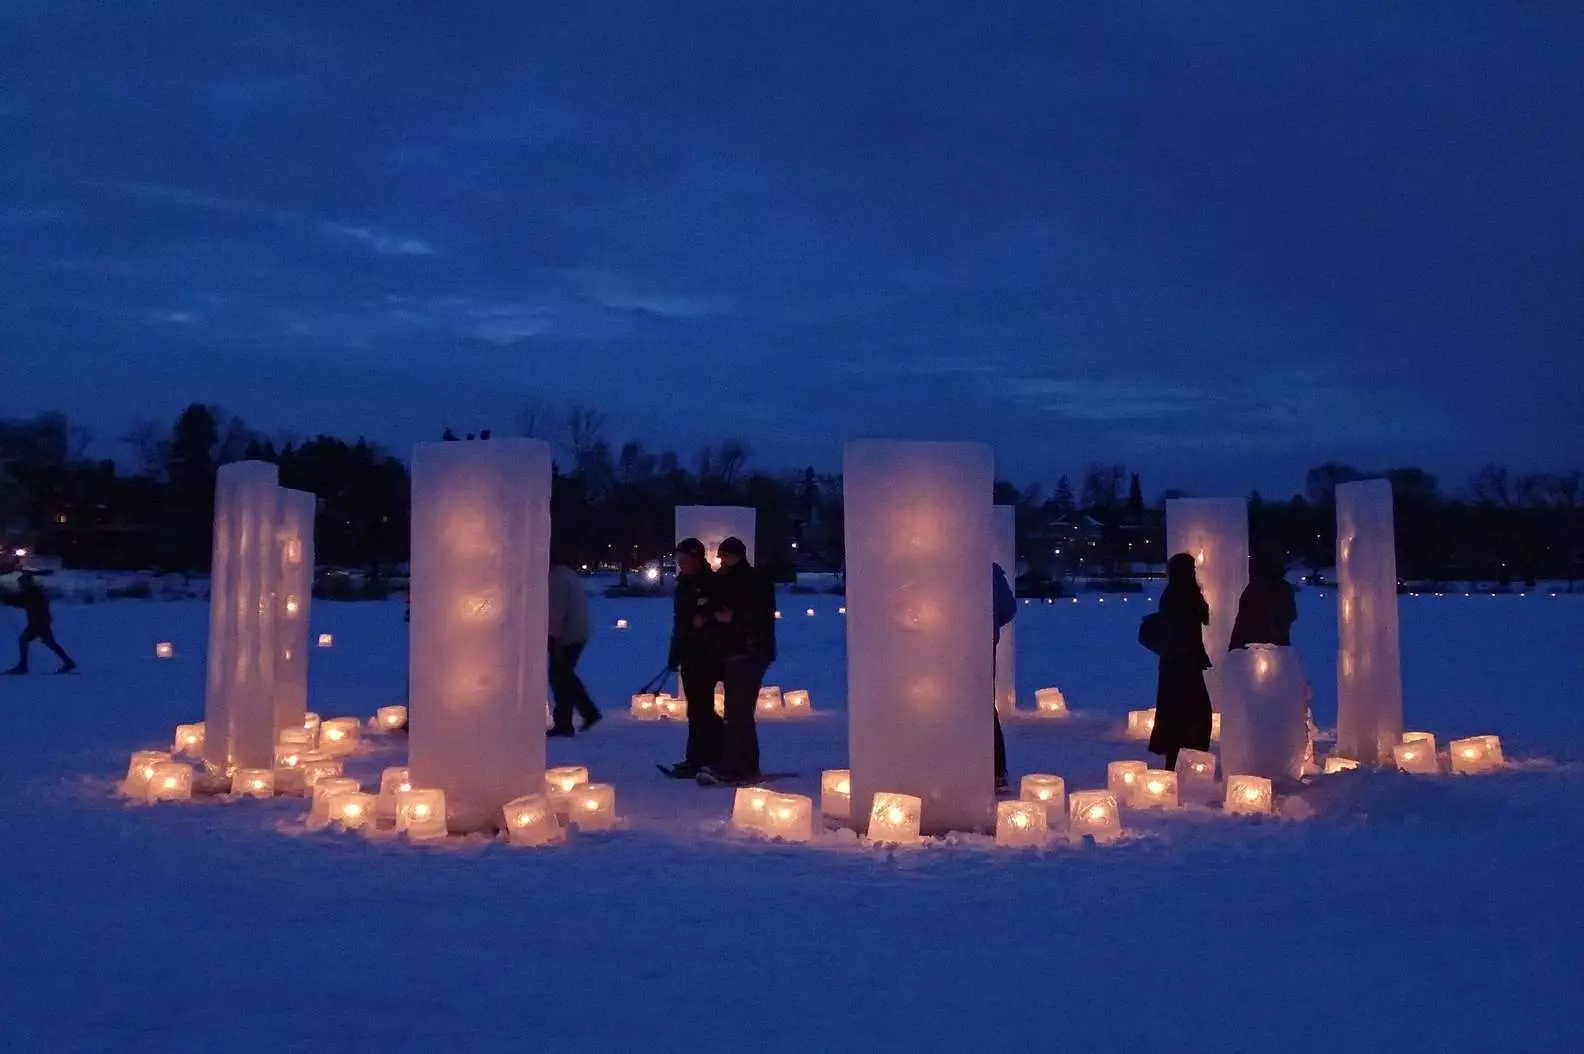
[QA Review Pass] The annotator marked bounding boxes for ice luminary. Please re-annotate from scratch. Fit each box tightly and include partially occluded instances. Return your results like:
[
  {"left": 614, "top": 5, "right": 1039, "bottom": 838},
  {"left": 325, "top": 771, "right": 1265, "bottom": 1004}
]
[
  {"left": 173, "top": 722, "right": 205, "bottom": 756},
  {"left": 300, "top": 757, "right": 345, "bottom": 794},
  {"left": 731, "top": 786, "right": 775, "bottom": 832},
  {"left": 630, "top": 693, "right": 660, "bottom": 720},
  {"left": 156, "top": 642, "right": 175, "bottom": 660},
  {"left": 757, "top": 686, "right": 784, "bottom": 717},
  {"left": 820, "top": 769, "right": 852, "bottom": 820},
  {"left": 409, "top": 438, "right": 551, "bottom": 834},
  {"left": 124, "top": 751, "right": 172, "bottom": 797},
  {"left": 992, "top": 504, "right": 1018, "bottom": 716},
  {"left": 1126, "top": 710, "right": 1156, "bottom": 741},
  {"left": 318, "top": 717, "right": 361, "bottom": 757},
  {"left": 378, "top": 767, "right": 412, "bottom": 819},
  {"left": 232, "top": 767, "right": 275, "bottom": 798},
  {"left": 1175, "top": 748, "right": 1218, "bottom": 803},
  {"left": 146, "top": 761, "right": 194, "bottom": 803},
  {"left": 1211, "top": 712, "right": 1222, "bottom": 744},
  {"left": 995, "top": 800, "right": 1048, "bottom": 848},
  {"left": 1335, "top": 480, "right": 1404, "bottom": 765},
  {"left": 567, "top": 783, "right": 617, "bottom": 831},
  {"left": 1323, "top": 755, "right": 1360, "bottom": 775},
  {"left": 763, "top": 793, "right": 815, "bottom": 842},
  {"left": 659, "top": 695, "right": 687, "bottom": 721},
  {"left": 1034, "top": 688, "right": 1068, "bottom": 718},
  {"left": 1392, "top": 740, "right": 1438, "bottom": 775},
  {"left": 309, "top": 777, "right": 361, "bottom": 827},
  {"left": 326, "top": 791, "right": 375, "bottom": 830},
  {"left": 674, "top": 505, "right": 756, "bottom": 571},
  {"left": 1068, "top": 791, "right": 1122, "bottom": 842},
  {"left": 396, "top": 788, "right": 448, "bottom": 841},
  {"left": 1225, "top": 775, "right": 1274, "bottom": 816},
  {"left": 1134, "top": 770, "right": 1180, "bottom": 810},
  {"left": 317, "top": 633, "right": 333, "bottom": 648},
  {"left": 1107, "top": 760, "right": 1148, "bottom": 802},
  {"left": 783, "top": 689, "right": 812, "bottom": 716},
  {"left": 1402, "top": 731, "right": 1436, "bottom": 752},
  {"left": 273, "top": 487, "right": 315, "bottom": 739},
  {"left": 1019, "top": 775, "right": 1066, "bottom": 822},
  {"left": 1449, "top": 735, "right": 1504, "bottom": 775},
  {"left": 866, "top": 792, "right": 924, "bottom": 844},
  {"left": 376, "top": 705, "right": 408, "bottom": 732},
  {"left": 278, "top": 727, "right": 315, "bottom": 751},
  {"left": 845, "top": 440, "right": 995, "bottom": 836},
  {"left": 503, "top": 793, "right": 564, "bottom": 846},
  {"left": 615, "top": 619, "right": 629, "bottom": 630},
  {"left": 545, "top": 766, "right": 590, "bottom": 812}
]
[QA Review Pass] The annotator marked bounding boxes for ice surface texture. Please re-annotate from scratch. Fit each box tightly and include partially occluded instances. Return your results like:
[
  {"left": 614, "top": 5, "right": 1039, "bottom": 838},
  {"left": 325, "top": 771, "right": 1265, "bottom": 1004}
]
[
  {"left": 273, "top": 487, "right": 315, "bottom": 739},
  {"left": 1336, "top": 480, "right": 1403, "bottom": 764},
  {"left": 1166, "top": 497, "right": 1249, "bottom": 714}
]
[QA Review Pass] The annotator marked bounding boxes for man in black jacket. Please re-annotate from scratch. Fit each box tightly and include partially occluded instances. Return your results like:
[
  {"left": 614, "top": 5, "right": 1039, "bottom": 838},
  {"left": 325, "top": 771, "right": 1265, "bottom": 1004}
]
[
  {"left": 699, "top": 535, "right": 775, "bottom": 784},
  {"left": 663, "top": 538, "right": 723, "bottom": 778},
  {"left": 4, "top": 569, "right": 77, "bottom": 674}
]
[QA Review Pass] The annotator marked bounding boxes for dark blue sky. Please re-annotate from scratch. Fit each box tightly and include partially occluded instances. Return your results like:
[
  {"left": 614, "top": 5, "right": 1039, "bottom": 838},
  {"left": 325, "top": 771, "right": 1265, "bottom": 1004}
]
[{"left": 3, "top": 2, "right": 1580, "bottom": 495}]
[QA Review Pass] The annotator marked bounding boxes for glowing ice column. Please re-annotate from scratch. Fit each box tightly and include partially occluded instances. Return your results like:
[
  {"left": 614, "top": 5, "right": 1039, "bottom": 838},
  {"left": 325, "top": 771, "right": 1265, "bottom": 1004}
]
[
  {"left": 1165, "top": 498, "right": 1249, "bottom": 704},
  {"left": 674, "top": 506, "right": 756, "bottom": 570},
  {"left": 1217, "top": 644, "right": 1309, "bottom": 780},
  {"left": 273, "top": 488, "right": 315, "bottom": 738},
  {"left": 992, "top": 504, "right": 1018, "bottom": 716},
  {"left": 203, "top": 461, "right": 281, "bottom": 773},
  {"left": 846, "top": 440, "right": 995, "bottom": 835},
  {"left": 1335, "top": 479, "right": 1403, "bottom": 764},
  {"left": 409, "top": 439, "right": 552, "bottom": 833}
]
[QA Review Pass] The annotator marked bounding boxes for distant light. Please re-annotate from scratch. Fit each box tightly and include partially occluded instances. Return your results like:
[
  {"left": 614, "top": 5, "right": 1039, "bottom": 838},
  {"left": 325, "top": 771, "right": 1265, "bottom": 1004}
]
[
  {"left": 12, "top": 548, "right": 25, "bottom": 558},
  {"left": 644, "top": 566, "right": 660, "bottom": 582},
  {"left": 790, "top": 542, "right": 798, "bottom": 550}
]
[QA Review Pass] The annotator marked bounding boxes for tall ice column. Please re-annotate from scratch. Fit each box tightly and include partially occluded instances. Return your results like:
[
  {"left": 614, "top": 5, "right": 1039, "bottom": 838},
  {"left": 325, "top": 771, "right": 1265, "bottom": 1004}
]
[
  {"left": 409, "top": 438, "right": 552, "bottom": 832},
  {"left": 203, "top": 461, "right": 281, "bottom": 773},
  {"left": 674, "top": 505, "right": 756, "bottom": 570},
  {"left": 1335, "top": 479, "right": 1403, "bottom": 764},
  {"left": 273, "top": 488, "right": 315, "bottom": 737},
  {"left": 846, "top": 440, "right": 995, "bottom": 835},
  {"left": 992, "top": 504, "right": 1018, "bottom": 716}
]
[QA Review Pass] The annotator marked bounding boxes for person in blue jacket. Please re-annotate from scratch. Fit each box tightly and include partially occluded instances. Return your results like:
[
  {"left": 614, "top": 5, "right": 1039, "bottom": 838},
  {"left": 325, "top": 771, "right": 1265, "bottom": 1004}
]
[{"left": 992, "top": 562, "right": 1017, "bottom": 794}]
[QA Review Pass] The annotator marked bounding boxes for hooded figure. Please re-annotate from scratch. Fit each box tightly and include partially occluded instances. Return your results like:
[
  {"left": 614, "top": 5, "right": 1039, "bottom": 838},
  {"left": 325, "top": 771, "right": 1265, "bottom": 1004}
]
[
  {"left": 1147, "top": 553, "right": 1212, "bottom": 769},
  {"left": 1228, "top": 547, "right": 1297, "bottom": 651}
]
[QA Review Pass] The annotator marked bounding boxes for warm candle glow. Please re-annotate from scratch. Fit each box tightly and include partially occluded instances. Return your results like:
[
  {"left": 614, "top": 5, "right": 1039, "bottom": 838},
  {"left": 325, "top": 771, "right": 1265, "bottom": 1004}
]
[
  {"left": 155, "top": 642, "right": 174, "bottom": 659},
  {"left": 866, "top": 792, "right": 923, "bottom": 844},
  {"left": 615, "top": 618, "right": 629, "bottom": 630},
  {"left": 284, "top": 596, "right": 300, "bottom": 616},
  {"left": 316, "top": 633, "right": 333, "bottom": 648}
]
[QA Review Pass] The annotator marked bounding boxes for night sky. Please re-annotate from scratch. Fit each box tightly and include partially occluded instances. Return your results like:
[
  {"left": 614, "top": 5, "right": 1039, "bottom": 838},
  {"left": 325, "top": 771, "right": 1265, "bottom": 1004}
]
[{"left": 3, "top": 3, "right": 1580, "bottom": 495}]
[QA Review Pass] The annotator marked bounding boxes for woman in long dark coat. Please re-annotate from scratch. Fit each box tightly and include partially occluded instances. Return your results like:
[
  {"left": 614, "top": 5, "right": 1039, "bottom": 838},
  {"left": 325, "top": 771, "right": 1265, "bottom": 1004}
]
[{"left": 1149, "top": 552, "right": 1213, "bottom": 770}]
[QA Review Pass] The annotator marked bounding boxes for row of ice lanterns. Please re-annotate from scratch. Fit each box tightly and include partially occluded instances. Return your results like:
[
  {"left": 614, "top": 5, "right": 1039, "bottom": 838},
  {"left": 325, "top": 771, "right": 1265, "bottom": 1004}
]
[
  {"left": 632, "top": 686, "right": 813, "bottom": 721},
  {"left": 155, "top": 633, "right": 334, "bottom": 660},
  {"left": 1383, "top": 731, "right": 1504, "bottom": 775},
  {"left": 614, "top": 608, "right": 844, "bottom": 631}
]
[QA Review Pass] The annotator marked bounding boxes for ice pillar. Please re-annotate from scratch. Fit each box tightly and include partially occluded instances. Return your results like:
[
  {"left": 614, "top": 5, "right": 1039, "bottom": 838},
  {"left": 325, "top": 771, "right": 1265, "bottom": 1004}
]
[
  {"left": 992, "top": 504, "right": 1018, "bottom": 716},
  {"left": 203, "top": 461, "right": 280, "bottom": 774},
  {"left": 1335, "top": 479, "right": 1402, "bottom": 764},
  {"left": 845, "top": 440, "right": 995, "bottom": 835},
  {"left": 1165, "top": 497, "right": 1249, "bottom": 678},
  {"left": 409, "top": 439, "right": 552, "bottom": 832},
  {"left": 1217, "top": 644, "right": 1309, "bottom": 780},
  {"left": 273, "top": 488, "right": 315, "bottom": 738},
  {"left": 674, "top": 505, "right": 756, "bottom": 569}
]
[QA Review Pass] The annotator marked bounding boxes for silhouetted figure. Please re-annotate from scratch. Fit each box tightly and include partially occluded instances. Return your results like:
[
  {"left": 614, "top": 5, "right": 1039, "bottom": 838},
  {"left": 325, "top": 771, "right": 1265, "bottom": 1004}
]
[
  {"left": 699, "top": 536, "right": 775, "bottom": 785},
  {"left": 992, "top": 562, "right": 1017, "bottom": 793},
  {"left": 546, "top": 547, "right": 601, "bottom": 736},
  {"left": 1228, "top": 547, "right": 1297, "bottom": 650},
  {"left": 4, "top": 570, "right": 77, "bottom": 675},
  {"left": 662, "top": 538, "right": 723, "bottom": 778},
  {"left": 479, "top": 429, "right": 491, "bottom": 440},
  {"left": 1148, "top": 553, "right": 1212, "bottom": 770}
]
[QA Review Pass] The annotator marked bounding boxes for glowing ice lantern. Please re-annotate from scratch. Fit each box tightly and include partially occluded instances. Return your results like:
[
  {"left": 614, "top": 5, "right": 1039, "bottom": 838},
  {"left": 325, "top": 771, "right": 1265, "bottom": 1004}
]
[
  {"left": 630, "top": 693, "right": 660, "bottom": 721},
  {"left": 995, "top": 800, "right": 1048, "bottom": 848},
  {"left": 784, "top": 689, "right": 812, "bottom": 717},
  {"left": 757, "top": 686, "right": 784, "bottom": 717},
  {"left": 278, "top": 726, "right": 315, "bottom": 751},
  {"left": 147, "top": 761, "right": 194, "bottom": 803},
  {"left": 658, "top": 695, "right": 686, "bottom": 721},
  {"left": 232, "top": 767, "right": 275, "bottom": 798},
  {"left": 545, "top": 766, "right": 590, "bottom": 812},
  {"left": 1068, "top": 791, "right": 1122, "bottom": 842},
  {"left": 319, "top": 717, "right": 360, "bottom": 756},
  {"left": 1175, "top": 748, "right": 1218, "bottom": 806},
  {"left": 731, "top": 786, "right": 775, "bottom": 832},
  {"left": 273, "top": 745, "right": 312, "bottom": 793},
  {"left": 300, "top": 757, "right": 345, "bottom": 794},
  {"left": 1392, "top": 741, "right": 1438, "bottom": 775},
  {"left": 1019, "top": 775, "right": 1066, "bottom": 822},
  {"left": 503, "top": 793, "right": 564, "bottom": 846},
  {"left": 317, "top": 633, "right": 333, "bottom": 648},
  {"left": 396, "top": 788, "right": 448, "bottom": 840},
  {"left": 1323, "top": 755, "right": 1361, "bottom": 775},
  {"left": 567, "top": 783, "right": 617, "bottom": 831},
  {"left": 1034, "top": 688, "right": 1068, "bottom": 718},
  {"left": 1449, "top": 735, "right": 1503, "bottom": 775},
  {"left": 124, "top": 750, "right": 172, "bottom": 797},
  {"left": 1401, "top": 731, "right": 1436, "bottom": 753},
  {"left": 1211, "top": 712, "right": 1222, "bottom": 743},
  {"left": 1125, "top": 710, "right": 1156, "bottom": 741},
  {"left": 820, "top": 769, "right": 851, "bottom": 820},
  {"left": 376, "top": 705, "right": 408, "bottom": 732},
  {"left": 309, "top": 777, "right": 361, "bottom": 828},
  {"left": 764, "top": 793, "right": 815, "bottom": 842},
  {"left": 377, "top": 767, "right": 412, "bottom": 819},
  {"left": 713, "top": 689, "right": 726, "bottom": 718},
  {"left": 155, "top": 642, "right": 175, "bottom": 660},
  {"left": 1107, "top": 760, "right": 1148, "bottom": 803},
  {"left": 173, "top": 722, "right": 205, "bottom": 756},
  {"left": 1225, "top": 775, "right": 1274, "bottom": 816},
  {"left": 327, "top": 791, "right": 375, "bottom": 830},
  {"left": 615, "top": 619, "right": 629, "bottom": 630},
  {"left": 1135, "top": 770, "right": 1180, "bottom": 810},
  {"left": 866, "top": 792, "right": 923, "bottom": 845}
]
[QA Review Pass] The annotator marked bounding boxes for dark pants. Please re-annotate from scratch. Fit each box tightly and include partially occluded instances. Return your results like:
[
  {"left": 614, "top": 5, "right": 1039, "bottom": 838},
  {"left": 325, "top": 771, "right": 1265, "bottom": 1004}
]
[
  {"left": 17, "top": 620, "right": 74, "bottom": 672},
  {"left": 548, "top": 641, "right": 600, "bottom": 730},
  {"left": 717, "top": 656, "right": 768, "bottom": 780},
  {"left": 679, "top": 663, "right": 724, "bottom": 769},
  {"left": 992, "top": 653, "right": 1007, "bottom": 782}
]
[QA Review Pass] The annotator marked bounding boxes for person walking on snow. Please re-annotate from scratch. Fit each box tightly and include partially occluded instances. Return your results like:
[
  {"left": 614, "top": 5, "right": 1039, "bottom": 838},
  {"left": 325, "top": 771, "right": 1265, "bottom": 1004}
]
[
  {"left": 546, "top": 547, "right": 601, "bottom": 736},
  {"left": 661, "top": 537, "right": 724, "bottom": 778},
  {"left": 3, "top": 566, "right": 77, "bottom": 675},
  {"left": 698, "top": 536, "right": 775, "bottom": 785},
  {"left": 992, "top": 562, "right": 1017, "bottom": 795}
]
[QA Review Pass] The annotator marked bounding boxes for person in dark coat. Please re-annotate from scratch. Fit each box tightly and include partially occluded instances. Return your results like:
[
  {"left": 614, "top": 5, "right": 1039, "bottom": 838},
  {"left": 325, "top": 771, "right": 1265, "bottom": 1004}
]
[
  {"left": 663, "top": 538, "right": 724, "bottom": 777},
  {"left": 1228, "top": 546, "right": 1297, "bottom": 650},
  {"left": 1148, "top": 552, "right": 1212, "bottom": 770},
  {"left": 4, "top": 570, "right": 77, "bottom": 674},
  {"left": 992, "top": 562, "right": 1017, "bottom": 794},
  {"left": 699, "top": 536, "right": 775, "bottom": 784}
]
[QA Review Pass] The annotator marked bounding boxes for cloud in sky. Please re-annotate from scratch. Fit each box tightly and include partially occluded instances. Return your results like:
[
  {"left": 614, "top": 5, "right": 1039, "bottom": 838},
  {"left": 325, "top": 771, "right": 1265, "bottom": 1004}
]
[{"left": 1, "top": 1, "right": 1580, "bottom": 494}]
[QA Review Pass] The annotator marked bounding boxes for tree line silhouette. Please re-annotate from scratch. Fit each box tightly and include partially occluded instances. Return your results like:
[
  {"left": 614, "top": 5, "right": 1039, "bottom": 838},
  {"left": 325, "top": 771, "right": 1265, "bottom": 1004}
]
[{"left": 1, "top": 405, "right": 1579, "bottom": 590}]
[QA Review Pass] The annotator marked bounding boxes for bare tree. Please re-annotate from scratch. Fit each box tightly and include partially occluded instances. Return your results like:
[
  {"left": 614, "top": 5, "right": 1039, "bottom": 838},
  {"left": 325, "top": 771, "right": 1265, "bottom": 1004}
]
[
  {"left": 716, "top": 438, "right": 751, "bottom": 485},
  {"left": 121, "top": 420, "right": 169, "bottom": 479},
  {"left": 516, "top": 399, "right": 546, "bottom": 439},
  {"left": 561, "top": 405, "right": 607, "bottom": 463}
]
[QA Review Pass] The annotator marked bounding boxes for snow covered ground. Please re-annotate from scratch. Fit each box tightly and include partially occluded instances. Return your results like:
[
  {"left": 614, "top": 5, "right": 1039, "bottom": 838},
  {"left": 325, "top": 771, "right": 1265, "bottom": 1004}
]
[{"left": 1, "top": 590, "right": 1580, "bottom": 1052}]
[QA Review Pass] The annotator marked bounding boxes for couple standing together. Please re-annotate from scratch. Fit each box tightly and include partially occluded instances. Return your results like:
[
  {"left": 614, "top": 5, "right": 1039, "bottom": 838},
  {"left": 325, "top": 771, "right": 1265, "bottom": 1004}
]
[{"left": 664, "top": 536, "right": 777, "bottom": 786}]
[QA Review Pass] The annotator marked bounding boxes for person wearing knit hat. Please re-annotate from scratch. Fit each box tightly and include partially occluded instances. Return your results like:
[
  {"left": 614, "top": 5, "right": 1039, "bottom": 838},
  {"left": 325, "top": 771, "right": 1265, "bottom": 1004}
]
[{"left": 697, "top": 535, "right": 776, "bottom": 785}]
